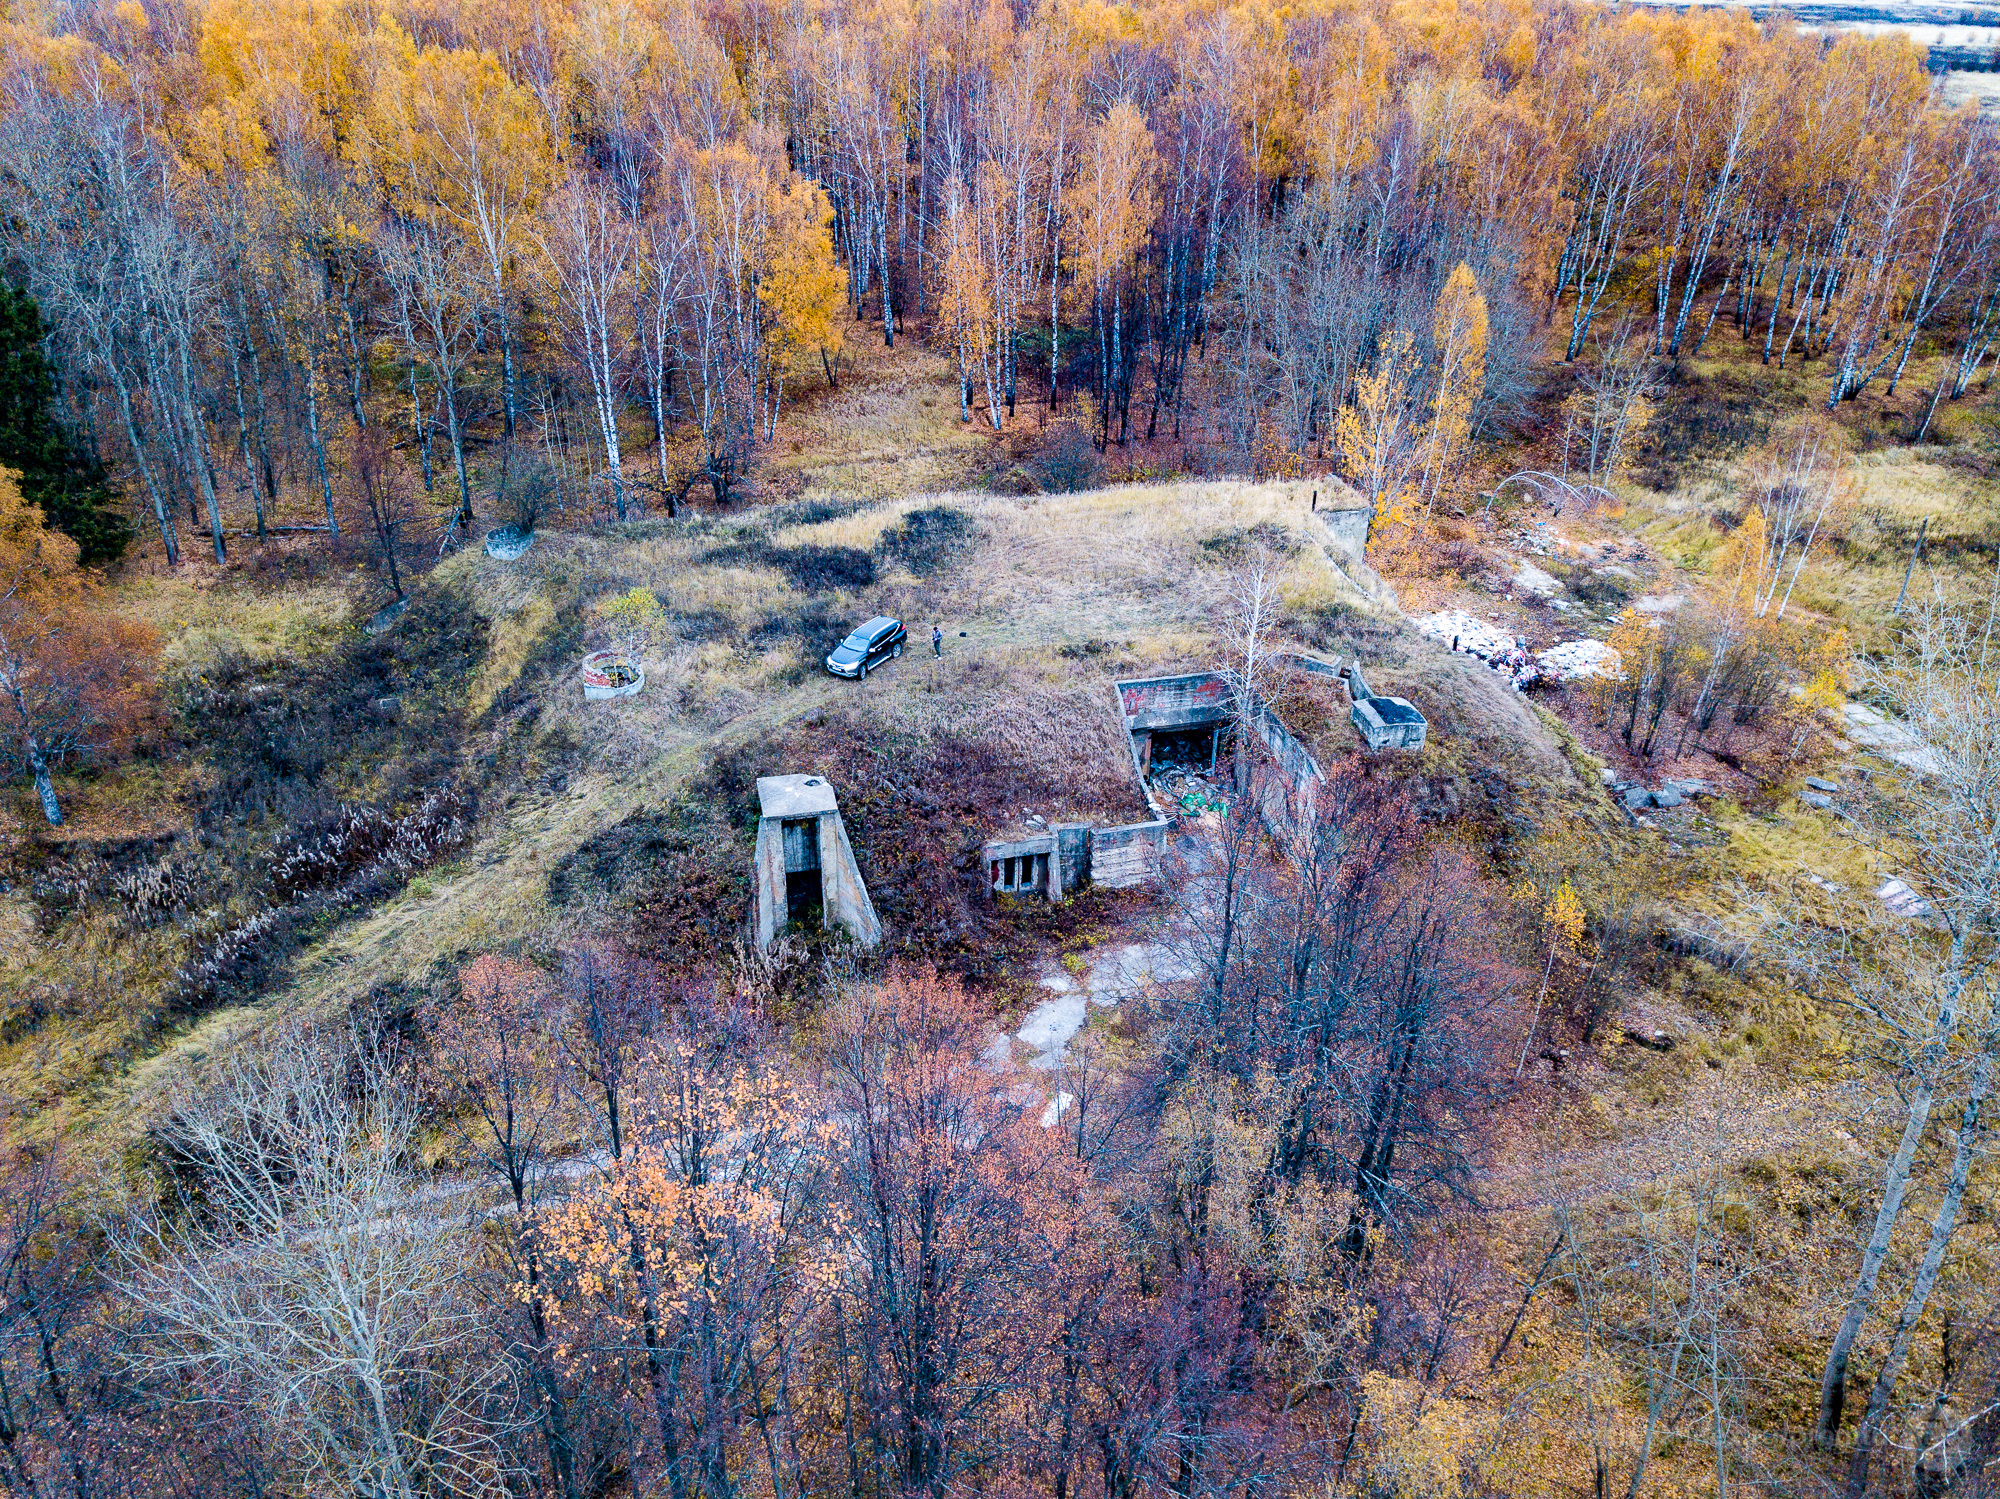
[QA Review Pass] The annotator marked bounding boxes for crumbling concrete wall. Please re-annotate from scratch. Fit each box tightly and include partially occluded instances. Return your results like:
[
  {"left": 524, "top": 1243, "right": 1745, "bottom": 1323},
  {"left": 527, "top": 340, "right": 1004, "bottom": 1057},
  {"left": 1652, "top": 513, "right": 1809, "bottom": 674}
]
[
  {"left": 1089, "top": 819, "right": 1170, "bottom": 887},
  {"left": 1245, "top": 699, "right": 1326, "bottom": 844}
]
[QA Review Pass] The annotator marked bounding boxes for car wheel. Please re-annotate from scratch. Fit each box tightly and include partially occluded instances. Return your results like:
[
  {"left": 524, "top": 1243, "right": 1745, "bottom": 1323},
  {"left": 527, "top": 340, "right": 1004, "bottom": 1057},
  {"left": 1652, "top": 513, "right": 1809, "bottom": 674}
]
[
  {"left": 859, "top": 659, "right": 869, "bottom": 679},
  {"left": 891, "top": 642, "right": 902, "bottom": 660}
]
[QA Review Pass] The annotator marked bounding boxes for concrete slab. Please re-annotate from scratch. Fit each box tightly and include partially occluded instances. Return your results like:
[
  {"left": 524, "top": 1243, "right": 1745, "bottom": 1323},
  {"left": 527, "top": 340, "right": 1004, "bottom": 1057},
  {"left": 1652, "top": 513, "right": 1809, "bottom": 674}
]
[{"left": 756, "top": 774, "right": 839, "bottom": 818}]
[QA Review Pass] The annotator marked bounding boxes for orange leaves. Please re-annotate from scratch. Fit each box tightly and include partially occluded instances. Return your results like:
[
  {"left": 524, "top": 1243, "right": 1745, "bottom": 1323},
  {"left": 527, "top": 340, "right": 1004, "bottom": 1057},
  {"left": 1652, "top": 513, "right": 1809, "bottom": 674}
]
[
  {"left": 1421, "top": 262, "right": 1487, "bottom": 512},
  {"left": 759, "top": 172, "right": 845, "bottom": 376},
  {"left": 534, "top": 1005, "right": 845, "bottom": 1361},
  {"left": 1067, "top": 100, "right": 1158, "bottom": 299},
  {"left": 0, "top": 469, "right": 158, "bottom": 823},
  {"left": 367, "top": 27, "right": 553, "bottom": 218}
]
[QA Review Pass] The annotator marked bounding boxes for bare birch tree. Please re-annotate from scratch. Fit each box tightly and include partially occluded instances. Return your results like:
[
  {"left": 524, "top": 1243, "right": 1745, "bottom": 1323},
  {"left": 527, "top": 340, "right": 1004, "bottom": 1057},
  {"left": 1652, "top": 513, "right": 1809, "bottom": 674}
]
[
  {"left": 112, "top": 1032, "right": 517, "bottom": 1498},
  {"left": 1779, "top": 600, "right": 2000, "bottom": 1451},
  {"left": 536, "top": 172, "right": 639, "bottom": 519}
]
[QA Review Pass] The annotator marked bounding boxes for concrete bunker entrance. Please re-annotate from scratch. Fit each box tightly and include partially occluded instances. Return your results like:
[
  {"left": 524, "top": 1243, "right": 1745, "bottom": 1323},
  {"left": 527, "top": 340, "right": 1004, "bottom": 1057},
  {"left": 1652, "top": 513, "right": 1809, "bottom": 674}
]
[
  {"left": 753, "top": 775, "right": 882, "bottom": 950},
  {"left": 781, "top": 817, "right": 823, "bottom": 925},
  {"left": 993, "top": 849, "right": 1050, "bottom": 895},
  {"left": 1148, "top": 721, "right": 1229, "bottom": 773}
]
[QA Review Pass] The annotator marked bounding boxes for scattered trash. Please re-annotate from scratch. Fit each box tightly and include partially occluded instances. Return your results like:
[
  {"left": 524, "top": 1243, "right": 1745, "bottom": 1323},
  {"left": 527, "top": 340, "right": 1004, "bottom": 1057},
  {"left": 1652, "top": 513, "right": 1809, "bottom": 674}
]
[
  {"left": 1154, "top": 765, "right": 1230, "bottom": 819},
  {"left": 1418, "top": 609, "right": 1512, "bottom": 657},
  {"left": 1415, "top": 610, "right": 1539, "bottom": 688}
]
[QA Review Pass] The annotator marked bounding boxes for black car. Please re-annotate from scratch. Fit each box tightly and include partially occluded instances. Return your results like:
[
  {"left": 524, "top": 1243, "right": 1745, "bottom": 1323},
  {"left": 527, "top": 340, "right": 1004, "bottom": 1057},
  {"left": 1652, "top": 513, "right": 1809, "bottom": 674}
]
[{"left": 826, "top": 616, "right": 906, "bottom": 678}]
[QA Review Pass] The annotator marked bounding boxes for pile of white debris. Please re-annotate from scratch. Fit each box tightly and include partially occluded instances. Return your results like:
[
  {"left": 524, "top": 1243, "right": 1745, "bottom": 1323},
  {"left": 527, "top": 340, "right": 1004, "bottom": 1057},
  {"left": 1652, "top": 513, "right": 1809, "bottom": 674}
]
[
  {"left": 1416, "top": 609, "right": 1514, "bottom": 658},
  {"left": 1537, "top": 638, "right": 1620, "bottom": 682},
  {"left": 1416, "top": 609, "right": 1538, "bottom": 689}
]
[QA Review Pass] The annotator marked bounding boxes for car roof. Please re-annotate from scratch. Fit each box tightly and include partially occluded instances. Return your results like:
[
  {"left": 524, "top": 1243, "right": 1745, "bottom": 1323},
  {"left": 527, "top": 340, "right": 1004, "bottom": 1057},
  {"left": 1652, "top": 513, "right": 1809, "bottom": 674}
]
[{"left": 860, "top": 616, "right": 899, "bottom": 634}]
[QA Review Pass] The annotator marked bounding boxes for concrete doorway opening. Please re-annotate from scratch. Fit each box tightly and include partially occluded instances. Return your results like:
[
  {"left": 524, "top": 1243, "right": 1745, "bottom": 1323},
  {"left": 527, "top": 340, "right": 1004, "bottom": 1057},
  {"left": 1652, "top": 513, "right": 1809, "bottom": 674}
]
[
  {"left": 994, "top": 850, "right": 1049, "bottom": 895},
  {"left": 782, "top": 817, "right": 823, "bottom": 925},
  {"left": 1151, "top": 722, "right": 1227, "bottom": 771}
]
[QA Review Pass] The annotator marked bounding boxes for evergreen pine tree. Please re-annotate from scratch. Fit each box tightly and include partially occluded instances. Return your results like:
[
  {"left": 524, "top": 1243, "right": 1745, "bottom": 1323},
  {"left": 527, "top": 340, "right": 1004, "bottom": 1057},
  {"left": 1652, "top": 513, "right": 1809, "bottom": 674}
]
[{"left": 0, "top": 280, "right": 129, "bottom": 564}]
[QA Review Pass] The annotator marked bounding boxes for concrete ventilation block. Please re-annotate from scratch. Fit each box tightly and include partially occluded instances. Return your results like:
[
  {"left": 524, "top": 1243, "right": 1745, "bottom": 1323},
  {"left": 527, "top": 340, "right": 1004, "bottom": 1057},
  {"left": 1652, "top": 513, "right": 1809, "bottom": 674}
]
[
  {"left": 752, "top": 774, "right": 882, "bottom": 949},
  {"left": 1351, "top": 696, "right": 1428, "bottom": 751}
]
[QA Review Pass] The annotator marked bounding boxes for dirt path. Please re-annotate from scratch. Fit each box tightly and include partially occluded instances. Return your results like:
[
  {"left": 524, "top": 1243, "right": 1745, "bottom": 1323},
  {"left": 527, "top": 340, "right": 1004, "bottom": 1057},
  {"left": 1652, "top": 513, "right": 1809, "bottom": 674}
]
[{"left": 1477, "top": 1074, "right": 1865, "bottom": 1212}]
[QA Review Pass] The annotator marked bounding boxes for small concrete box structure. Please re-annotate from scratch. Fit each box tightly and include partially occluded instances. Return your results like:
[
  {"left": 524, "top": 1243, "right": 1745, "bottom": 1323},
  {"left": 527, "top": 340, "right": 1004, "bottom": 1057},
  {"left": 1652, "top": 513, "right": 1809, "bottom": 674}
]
[
  {"left": 1352, "top": 696, "right": 1428, "bottom": 751},
  {"left": 985, "top": 834, "right": 1060, "bottom": 900},
  {"left": 752, "top": 774, "right": 882, "bottom": 949}
]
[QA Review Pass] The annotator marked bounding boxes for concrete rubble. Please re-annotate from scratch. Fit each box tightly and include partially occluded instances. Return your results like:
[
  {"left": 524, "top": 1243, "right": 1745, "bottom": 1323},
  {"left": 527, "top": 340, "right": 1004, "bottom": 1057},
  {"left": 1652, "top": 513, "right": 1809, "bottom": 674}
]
[
  {"left": 1878, "top": 877, "right": 1932, "bottom": 919},
  {"left": 1839, "top": 702, "right": 1945, "bottom": 775},
  {"left": 484, "top": 524, "right": 534, "bottom": 561},
  {"left": 1537, "top": 638, "right": 1620, "bottom": 681},
  {"left": 1513, "top": 560, "right": 1563, "bottom": 597},
  {"left": 1414, "top": 609, "right": 1539, "bottom": 689}
]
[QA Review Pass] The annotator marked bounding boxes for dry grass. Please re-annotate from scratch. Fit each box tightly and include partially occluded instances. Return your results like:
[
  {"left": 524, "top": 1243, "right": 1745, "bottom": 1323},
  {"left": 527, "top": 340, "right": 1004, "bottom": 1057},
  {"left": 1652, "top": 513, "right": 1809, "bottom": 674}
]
[
  {"left": 467, "top": 593, "right": 556, "bottom": 720},
  {"left": 95, "top": 475, "right": 1391, "bottom": 1151},
  {"left": 118, "top": 572, "right": 354, "bottom": 670},
  {"left": 765, "top": 325, "right": 994, "bottom": 501},
  {"left": 1622, "top": 441, "right": 1999, "bottom": 652}
]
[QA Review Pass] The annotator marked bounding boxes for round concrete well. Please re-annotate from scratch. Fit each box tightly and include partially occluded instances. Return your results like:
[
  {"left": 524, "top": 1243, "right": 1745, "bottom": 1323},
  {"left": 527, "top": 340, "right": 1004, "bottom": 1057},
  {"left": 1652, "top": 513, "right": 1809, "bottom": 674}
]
[{"left": 581, "top": 649, "right": 644, "bottom": 700}]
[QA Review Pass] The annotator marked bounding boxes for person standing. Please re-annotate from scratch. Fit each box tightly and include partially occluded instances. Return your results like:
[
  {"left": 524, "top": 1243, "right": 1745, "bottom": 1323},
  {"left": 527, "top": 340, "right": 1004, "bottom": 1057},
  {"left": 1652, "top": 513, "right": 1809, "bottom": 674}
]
[{"left": 932, "top": 623, "right": 944, "bottom": 658}]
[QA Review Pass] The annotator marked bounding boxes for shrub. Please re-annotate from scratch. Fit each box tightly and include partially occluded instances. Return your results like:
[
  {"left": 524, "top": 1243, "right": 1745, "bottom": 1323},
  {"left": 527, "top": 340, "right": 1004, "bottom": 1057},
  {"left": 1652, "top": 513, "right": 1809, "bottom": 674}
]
[
  {"left": 879, "top": 507, "right": 977, "bottom": 576},
  {"left": 1035, "top": 421, "right": 1101, "bottom": 493},
  {"left": 779, "top": 544, "right": 876, "bottom": 591},
  {"left": 1564, "top": 566, "right": 1634, "bottom": 608},
  {"left": 751, "top": 598, "right": 844, "bottom": 646},
  {"left": 1199, "top": 522, "right": 1300, "bottom": 562},
  {"left": 698, "top": 539, "right": 877, "bottom": 591}
]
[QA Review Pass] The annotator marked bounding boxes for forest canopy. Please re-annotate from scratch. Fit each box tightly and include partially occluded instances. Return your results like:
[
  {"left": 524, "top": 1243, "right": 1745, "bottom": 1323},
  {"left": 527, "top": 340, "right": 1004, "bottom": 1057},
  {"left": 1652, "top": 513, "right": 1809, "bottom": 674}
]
[{"left": 0, "top": 0, "right": 1981, "bottom": 559}]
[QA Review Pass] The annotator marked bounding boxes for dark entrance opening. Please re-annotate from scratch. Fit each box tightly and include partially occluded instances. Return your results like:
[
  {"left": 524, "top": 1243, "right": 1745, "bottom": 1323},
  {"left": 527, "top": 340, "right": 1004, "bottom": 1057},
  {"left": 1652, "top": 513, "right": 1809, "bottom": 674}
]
[
  {"left": 1152, "top": 721, "right": 1226, "bottom": 770},
  {"left": 782, "top": 817, "right": 823, "bottom": 926}
]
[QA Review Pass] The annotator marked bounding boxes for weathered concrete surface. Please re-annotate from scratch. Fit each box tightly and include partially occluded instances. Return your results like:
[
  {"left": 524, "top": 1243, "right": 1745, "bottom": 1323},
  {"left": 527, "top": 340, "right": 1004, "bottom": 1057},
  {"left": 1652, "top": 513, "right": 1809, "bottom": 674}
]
[
  {"left": 1013, "top": 941, "right": 1198, "bottom": 1068},
  {"left": 756, "top": 774, "right": 840, "bottom": 819},
  {"left": 1089, "top": 820, "right": 1170, "bottom": 887}
]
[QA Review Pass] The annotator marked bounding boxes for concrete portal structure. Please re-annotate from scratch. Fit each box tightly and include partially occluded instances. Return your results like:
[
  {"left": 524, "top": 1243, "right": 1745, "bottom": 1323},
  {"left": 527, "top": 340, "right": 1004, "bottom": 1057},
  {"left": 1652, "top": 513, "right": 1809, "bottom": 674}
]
[
  {"left": 753, "top": 774, "right": 881, "bottom": 949},
  {"left": 1114, "top": 671, "right": 1328, "bottom": 854},
  {"left": 1116, "top": 672, "right": 1234, "bottom": 777}
]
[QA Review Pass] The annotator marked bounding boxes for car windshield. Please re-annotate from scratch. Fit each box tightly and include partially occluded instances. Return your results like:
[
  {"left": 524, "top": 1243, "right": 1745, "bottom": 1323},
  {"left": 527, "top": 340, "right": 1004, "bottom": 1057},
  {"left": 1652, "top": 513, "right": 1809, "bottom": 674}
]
[{"left": 839, "top": 631, "right": 872, "bottom": 652}]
